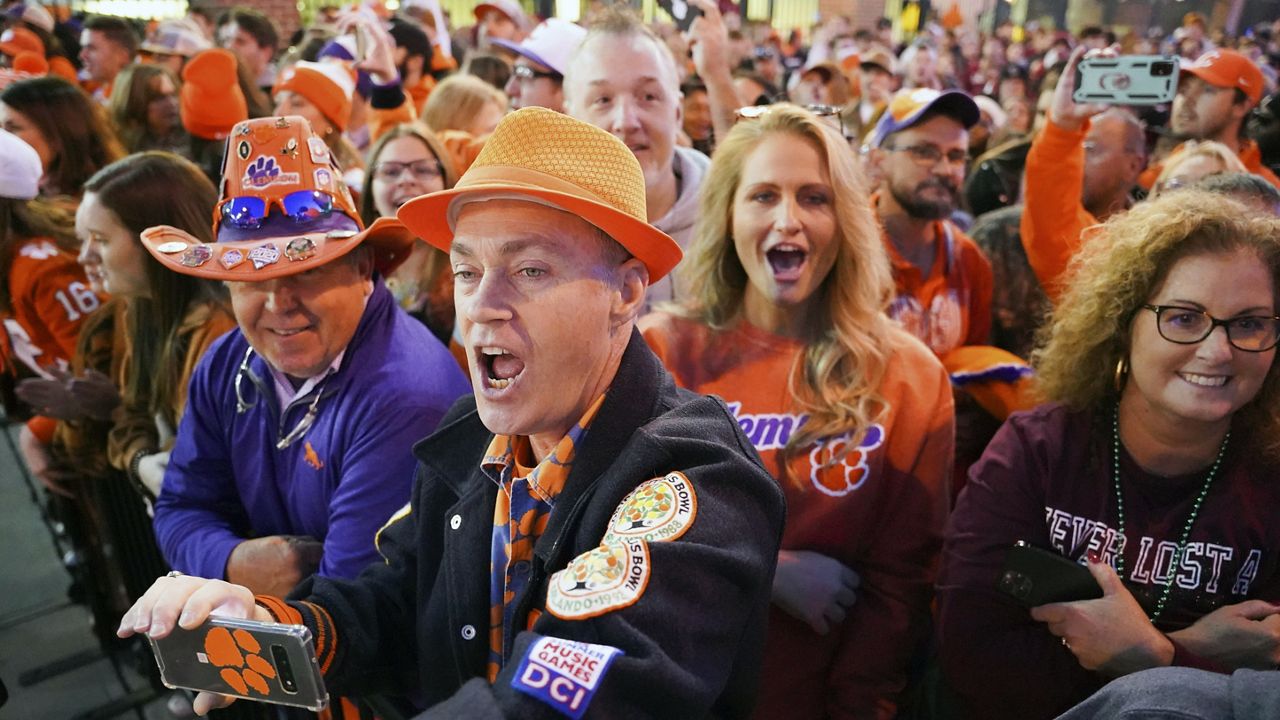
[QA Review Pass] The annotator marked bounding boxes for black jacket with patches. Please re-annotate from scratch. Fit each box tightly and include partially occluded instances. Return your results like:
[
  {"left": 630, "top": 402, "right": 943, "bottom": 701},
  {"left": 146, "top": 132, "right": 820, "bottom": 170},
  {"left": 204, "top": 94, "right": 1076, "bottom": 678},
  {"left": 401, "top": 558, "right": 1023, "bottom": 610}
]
[{"left": 282, "top": 328, "right": 786, "bottom": 718}]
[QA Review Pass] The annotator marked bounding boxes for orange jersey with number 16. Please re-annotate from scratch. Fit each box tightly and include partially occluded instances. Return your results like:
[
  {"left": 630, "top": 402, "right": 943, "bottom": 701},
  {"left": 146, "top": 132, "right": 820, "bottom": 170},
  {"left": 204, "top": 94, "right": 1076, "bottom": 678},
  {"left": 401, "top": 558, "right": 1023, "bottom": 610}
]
[{"left": 1, "top": 237, "right": 102, "bottom": 380}]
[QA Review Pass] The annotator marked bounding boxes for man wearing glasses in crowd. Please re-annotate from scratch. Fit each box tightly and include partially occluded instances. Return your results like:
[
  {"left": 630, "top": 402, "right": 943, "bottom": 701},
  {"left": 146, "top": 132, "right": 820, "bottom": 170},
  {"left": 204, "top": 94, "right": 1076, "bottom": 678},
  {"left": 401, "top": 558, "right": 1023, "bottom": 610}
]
[
  {"left": 492, "top": 17, "right": 585, "bottom": 113},
  {"left": 864, "top": 87, "right": 995, "bottom": 358},
  {"left": 142, "top": 116, "right": 468, "bottom": 597}
]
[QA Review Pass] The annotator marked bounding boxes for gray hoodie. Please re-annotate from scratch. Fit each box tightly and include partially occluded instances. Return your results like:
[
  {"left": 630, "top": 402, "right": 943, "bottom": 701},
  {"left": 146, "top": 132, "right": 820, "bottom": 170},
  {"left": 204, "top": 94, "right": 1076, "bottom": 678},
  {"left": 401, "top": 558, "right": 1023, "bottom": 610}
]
[{"left": 648, "top": 145, "right": 710, "bottom": 306}]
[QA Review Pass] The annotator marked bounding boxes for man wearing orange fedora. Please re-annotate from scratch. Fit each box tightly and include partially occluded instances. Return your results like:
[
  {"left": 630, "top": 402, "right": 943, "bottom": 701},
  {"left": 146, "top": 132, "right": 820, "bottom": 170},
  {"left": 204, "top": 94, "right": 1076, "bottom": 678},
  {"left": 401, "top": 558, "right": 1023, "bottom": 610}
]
[
  {"left": 120, "top": 107, "right": 784, "bottom": 719},
  {"left": 140, "top": 115, "right": 469, "bottom": 598}
]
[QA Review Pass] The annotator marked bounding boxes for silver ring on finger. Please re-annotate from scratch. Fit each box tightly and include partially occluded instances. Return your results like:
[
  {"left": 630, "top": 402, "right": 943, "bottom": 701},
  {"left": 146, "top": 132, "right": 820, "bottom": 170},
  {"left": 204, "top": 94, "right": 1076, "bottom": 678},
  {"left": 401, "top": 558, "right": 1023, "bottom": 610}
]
[{"left": 166, "top": 570, "right": 183, "bottom": 578}]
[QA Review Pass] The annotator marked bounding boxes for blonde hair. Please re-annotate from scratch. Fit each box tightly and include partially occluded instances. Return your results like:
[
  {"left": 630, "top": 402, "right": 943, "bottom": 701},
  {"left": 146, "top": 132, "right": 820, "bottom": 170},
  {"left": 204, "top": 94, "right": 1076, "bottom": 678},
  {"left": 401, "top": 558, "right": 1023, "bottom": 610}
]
[
  {"left": 1034, "top": 191, "right": 1280, "bottom": 459},
  {"left": 1154, "top": 140, "right": 1247, "bottom": 194},
  {"left": 421, "top": 74, "right": 507, "bottom": 135},
  {"left": 672, "top": 103, "right": 895, "bottom": 484}
]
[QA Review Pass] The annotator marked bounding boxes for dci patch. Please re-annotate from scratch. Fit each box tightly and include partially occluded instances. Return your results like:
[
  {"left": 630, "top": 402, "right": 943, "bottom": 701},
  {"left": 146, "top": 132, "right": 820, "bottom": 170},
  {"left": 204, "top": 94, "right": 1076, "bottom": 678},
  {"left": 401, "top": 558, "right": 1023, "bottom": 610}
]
[
  {"left": 180, "top": 245, "right": 212, "bottom": 267},
  {"left": 247, "top": 243, "right": 280, "bottom": 269},
  {"left": 284, "top": 237, "right": 316, "bottom": 261},
  {"left": 510, "top": 635, "right": 623, "bottom": 720}
]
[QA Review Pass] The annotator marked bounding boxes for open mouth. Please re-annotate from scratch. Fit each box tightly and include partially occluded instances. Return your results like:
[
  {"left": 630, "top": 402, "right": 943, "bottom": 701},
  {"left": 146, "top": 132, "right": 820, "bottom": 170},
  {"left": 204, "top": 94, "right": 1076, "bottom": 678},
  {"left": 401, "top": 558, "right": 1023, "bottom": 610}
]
[
  {"left": 270, "top": 326, "right": 312, "bottom": 338},
  {"left": 766, "top": 243, "right": 808, "bottom": 282},
  {"left": 478, "top": 346, "right": 526, "bottom": 391},
  {"left": 1179, "top": 372, "right": 1230, "bottom": 389}
]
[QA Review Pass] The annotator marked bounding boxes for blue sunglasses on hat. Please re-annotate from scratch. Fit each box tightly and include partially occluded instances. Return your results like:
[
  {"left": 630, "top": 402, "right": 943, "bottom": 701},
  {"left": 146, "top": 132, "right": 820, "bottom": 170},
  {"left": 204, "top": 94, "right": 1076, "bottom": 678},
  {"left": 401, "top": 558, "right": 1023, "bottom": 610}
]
[{"left": 218, "top": 190, "right": 336, "bottom": 230}]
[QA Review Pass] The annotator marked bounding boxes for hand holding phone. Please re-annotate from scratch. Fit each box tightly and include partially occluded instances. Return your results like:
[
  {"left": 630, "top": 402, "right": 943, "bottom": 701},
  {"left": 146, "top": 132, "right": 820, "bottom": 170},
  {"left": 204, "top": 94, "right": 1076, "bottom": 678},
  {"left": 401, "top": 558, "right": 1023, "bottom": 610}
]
[
  {"left": 997, "top": 541, "right": 1103, "bottom": 607},
  {"left": 149, "top": 616, "right": 329, "bottom": 712},
  {"left": 117, "top": 573, "right": 280, "bottom": 715}
]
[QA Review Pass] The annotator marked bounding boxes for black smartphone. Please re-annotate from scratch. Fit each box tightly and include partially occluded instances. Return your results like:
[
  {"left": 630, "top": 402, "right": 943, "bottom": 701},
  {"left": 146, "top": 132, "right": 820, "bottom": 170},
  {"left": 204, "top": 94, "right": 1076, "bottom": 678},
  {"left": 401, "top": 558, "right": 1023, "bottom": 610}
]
[
  {"left": 148, "top": 616, "right": 328, "bottom": 711},
  {"left": 1073, "top": 55, "right": 1179, "bottom": 105},
  {"left": 997, "top": 541, "right": 1104, "bottom": 606},
  {"left": 658, "top": 0, "right": 702, "bottom": 33}
]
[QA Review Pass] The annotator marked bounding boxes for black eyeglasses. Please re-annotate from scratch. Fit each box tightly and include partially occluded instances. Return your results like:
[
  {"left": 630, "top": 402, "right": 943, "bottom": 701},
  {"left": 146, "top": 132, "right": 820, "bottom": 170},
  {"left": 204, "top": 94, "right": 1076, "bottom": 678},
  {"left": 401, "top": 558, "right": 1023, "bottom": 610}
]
[
  {"left": 1142, "top": 304, "right": 1280, "bottom": 352},
  {"left": 512, "top": 64, "right": 560, "bottom": 83},
  {"left": 373, "top": 160, "right": 442, "bottom": 182},
  {"left": 881, "top": 143, "right": 969, "bottom": 168}
]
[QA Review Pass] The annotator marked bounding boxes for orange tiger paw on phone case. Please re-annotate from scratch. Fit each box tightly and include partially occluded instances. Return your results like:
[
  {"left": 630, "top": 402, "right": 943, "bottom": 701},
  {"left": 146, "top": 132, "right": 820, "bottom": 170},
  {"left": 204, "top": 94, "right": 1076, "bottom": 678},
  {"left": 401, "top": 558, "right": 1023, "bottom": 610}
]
[{"left": 205, "top": 626, "right": 276, "bottom": 697}]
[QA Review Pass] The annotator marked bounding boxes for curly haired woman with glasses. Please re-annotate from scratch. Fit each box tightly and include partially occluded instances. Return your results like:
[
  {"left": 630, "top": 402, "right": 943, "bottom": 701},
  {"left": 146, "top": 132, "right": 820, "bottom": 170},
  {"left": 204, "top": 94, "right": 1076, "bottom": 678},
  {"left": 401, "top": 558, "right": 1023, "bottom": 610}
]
[{"left": 938, "top": 191, "right": 1280, "bottom": 720}]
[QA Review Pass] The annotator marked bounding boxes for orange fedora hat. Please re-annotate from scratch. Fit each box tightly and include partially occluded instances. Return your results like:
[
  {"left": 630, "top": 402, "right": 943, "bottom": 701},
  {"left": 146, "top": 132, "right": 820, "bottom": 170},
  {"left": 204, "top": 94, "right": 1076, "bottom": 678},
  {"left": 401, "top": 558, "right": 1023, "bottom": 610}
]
[
  {"left": 141, "top": 115, "right": 414, "bottom": 281},
  {"left": 397, "top": 107, "right": 683, "bottom": 282}
]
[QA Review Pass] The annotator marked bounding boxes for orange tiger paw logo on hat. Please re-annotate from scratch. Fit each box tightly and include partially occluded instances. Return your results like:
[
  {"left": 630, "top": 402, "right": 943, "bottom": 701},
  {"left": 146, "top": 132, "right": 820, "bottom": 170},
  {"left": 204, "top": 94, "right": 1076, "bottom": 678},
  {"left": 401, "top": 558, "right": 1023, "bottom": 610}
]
[{"left": 203, "top": 626, "right": 277, "bottom": 697}]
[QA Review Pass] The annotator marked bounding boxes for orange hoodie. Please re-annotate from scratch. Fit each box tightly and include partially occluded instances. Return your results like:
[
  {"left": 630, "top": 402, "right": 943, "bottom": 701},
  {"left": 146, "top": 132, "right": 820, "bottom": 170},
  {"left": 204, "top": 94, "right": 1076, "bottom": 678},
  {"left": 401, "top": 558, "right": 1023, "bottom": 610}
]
[{"left": 1019, "top": 118, "right": 1098, "bottom": 303}]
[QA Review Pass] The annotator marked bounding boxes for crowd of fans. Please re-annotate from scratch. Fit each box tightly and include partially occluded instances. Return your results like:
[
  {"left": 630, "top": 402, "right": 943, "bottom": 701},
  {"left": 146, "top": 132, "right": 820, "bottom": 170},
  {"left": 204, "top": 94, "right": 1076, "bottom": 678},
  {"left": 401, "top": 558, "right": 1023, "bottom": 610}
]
[{"left": 1, "top": 0, "right": 1279, "bottom": 718}]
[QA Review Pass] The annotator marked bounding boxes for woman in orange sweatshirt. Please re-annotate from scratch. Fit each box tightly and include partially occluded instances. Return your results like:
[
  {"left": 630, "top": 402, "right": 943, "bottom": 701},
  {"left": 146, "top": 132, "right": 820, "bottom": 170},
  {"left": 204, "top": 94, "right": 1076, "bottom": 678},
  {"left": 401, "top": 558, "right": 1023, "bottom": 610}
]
[{"left": 641, "top": 103, "right": 955, "bottom": 720}]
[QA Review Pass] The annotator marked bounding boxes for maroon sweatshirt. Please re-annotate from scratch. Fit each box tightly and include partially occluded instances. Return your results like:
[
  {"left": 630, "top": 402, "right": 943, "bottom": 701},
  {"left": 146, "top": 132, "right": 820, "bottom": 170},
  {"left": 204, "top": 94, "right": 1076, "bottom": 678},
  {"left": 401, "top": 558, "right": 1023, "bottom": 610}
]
[{"left": 937, "top": 403, "right": 1280, "bottom": 720}]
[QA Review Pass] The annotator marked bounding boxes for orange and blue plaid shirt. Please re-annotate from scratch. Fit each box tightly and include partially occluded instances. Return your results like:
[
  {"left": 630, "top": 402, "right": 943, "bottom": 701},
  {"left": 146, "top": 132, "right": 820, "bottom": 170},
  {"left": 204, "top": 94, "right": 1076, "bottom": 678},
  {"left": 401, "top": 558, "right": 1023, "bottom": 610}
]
[{"left": 479, "top": 394, "right": 606, "bottom": 682}]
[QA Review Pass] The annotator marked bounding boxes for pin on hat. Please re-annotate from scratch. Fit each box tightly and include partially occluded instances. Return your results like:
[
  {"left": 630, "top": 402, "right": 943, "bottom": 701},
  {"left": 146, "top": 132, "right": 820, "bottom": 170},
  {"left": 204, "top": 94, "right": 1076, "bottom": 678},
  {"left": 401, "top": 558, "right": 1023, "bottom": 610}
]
[
  {"left": 867, "top": 87, "right": 981, "bottom": 148},
  {"left": 140, "top": 115, "right": 414, "bottom": 281},
  {"left": 397, "top": 107, "right": 682, "bottom": 282}
]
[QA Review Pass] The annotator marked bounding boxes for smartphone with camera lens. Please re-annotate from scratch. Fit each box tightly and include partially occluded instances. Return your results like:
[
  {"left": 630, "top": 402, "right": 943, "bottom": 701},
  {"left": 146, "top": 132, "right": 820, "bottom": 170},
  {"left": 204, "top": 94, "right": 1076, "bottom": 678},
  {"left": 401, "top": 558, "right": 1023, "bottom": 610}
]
[
  {"left": 149, "top": 616, "right": 328, "bottom": 711},
  {"left": 1074, "top": 55, "right": 1180, "bottom": 105},
  {"left": 997, "top": 541, "right": 1104, "bottom": 607}
]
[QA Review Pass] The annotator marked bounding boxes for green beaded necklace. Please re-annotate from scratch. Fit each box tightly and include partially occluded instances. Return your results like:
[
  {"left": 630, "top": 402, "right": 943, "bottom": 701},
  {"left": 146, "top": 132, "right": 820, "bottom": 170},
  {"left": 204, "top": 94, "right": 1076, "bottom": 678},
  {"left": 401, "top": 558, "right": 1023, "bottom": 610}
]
[{"left": 1111, "top": 404, "right": 1230, "bottom": 623}]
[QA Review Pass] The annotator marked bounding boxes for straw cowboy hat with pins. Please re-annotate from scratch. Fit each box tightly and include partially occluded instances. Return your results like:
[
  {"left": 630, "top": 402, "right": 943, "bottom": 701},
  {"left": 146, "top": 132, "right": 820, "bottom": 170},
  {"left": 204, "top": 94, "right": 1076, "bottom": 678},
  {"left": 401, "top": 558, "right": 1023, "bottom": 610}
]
[{"left": 139, "top": 115, "right": 413, "bottom": 280}]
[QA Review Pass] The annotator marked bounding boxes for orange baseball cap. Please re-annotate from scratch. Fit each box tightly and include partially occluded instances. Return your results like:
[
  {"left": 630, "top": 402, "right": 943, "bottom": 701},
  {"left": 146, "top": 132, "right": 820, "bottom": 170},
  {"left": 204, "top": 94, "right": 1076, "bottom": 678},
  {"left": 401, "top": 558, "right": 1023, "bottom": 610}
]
[
  {"left": 0, "top": 27, "right": 44, "bottom": 59},
  {"left": 140, "top": 115, "right": 414, "bottom": 281},
  {"left": 398, "top": 107, "right": 682, "bottom": 282},
  {"left": 1181, "top": 49, "right": 1264, "bottom": 106}
]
